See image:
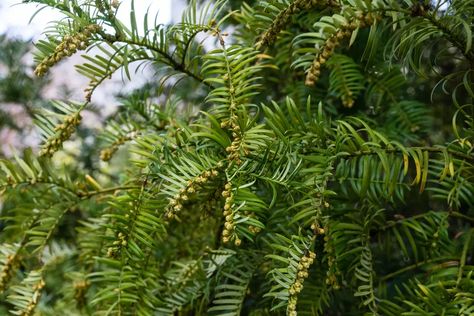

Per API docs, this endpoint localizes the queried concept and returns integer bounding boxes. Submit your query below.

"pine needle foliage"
[0,0,473,314]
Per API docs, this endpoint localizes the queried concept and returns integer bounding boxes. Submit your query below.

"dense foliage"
[0,0,473,315]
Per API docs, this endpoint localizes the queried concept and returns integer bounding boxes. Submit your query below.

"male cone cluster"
[221,181,242,246]
[39,112,82,157]
[100,134,134,161]
[34,24,101,77]
[305,12,380,87]
[107,232,127,258]
[23,278,45,316]
[323,229,340,289]
[73,279,90,309]
[256,0,321,49]
[222,108,246,165]
[165,168,220,220]
[287,251,317,316]
[0,254,16,293]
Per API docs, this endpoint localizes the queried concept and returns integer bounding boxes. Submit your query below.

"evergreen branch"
[98,31,213,89]
[3,0,474,314]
